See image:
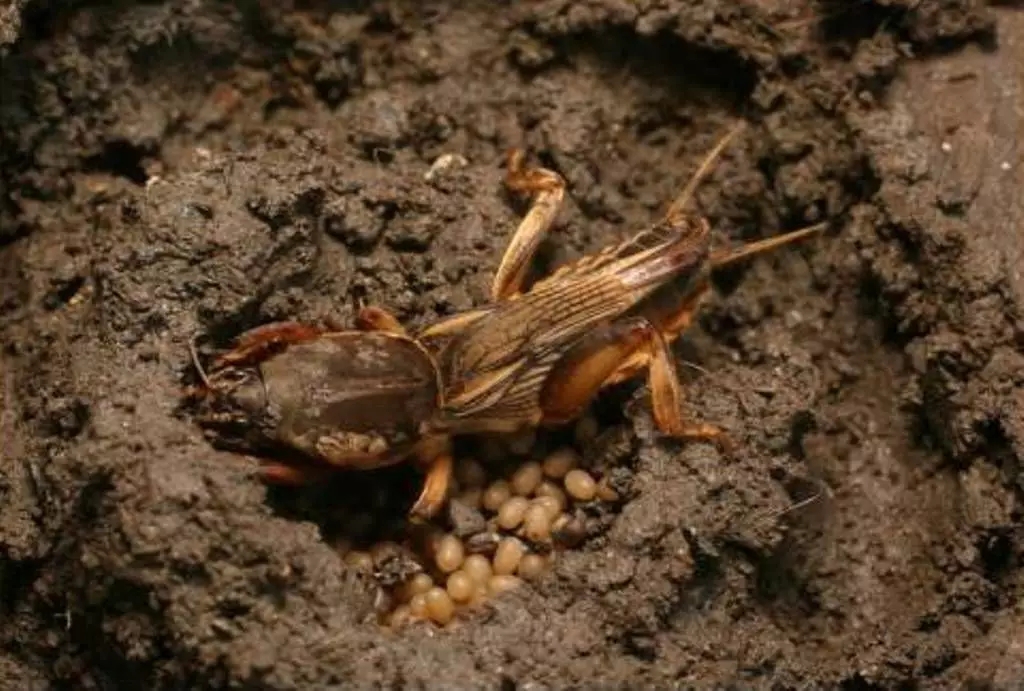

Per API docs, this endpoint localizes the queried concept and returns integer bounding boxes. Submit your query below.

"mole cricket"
[186,121,827,520]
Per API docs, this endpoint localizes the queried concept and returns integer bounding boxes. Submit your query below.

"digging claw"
[407,453,453,522]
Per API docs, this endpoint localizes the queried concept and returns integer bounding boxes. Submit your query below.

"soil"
[1,0,1022,689]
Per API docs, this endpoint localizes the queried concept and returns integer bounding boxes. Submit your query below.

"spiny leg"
[647,283,713,343]
[408,436,454,521]
[594,120,782,385]
[604,223,826,391]
[539,316,730,449]
[491,148,567,302]
[604,222,826,397]
[213,321,325,369]
[355,305,408,336]
[603,223,825,418]
[603,284,712,388]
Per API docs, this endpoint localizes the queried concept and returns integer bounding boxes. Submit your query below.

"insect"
[187,121,826,521]
[185,318,455,518]
[397,121,826,506]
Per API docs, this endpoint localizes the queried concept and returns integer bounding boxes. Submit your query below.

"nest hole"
[263,413,625,628]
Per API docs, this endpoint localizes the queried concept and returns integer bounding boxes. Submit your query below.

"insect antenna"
[751,476,833,527]
[677,360,711,377]
[188,333,212,390]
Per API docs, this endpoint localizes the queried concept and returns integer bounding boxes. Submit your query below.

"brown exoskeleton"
[187,121,825,521]
[185,319,455,518]
[400,121,825,508]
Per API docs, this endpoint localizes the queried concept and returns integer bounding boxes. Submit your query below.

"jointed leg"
[408,435,454,520]
[539,317,729,449]
[257,451,453,518]
[603,283,712,387]
[492,148,567,302]
[492,122,745,302]
[213,321,325,369]
[257,442,446,508]
[257,457,335,485]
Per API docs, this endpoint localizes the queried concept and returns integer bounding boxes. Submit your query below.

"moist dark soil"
[2,1,1023,689]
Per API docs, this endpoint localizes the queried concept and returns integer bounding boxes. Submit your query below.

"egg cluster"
[334,415,620,627]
